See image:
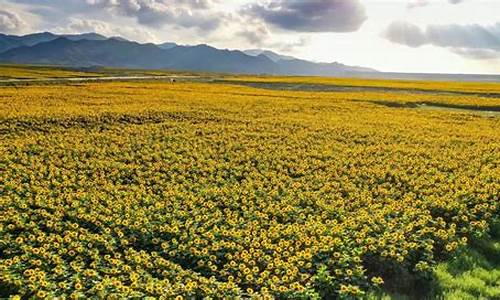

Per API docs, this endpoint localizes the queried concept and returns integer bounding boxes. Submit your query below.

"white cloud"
[237,22,271,46]
[384,20,428,47]
[53,17,158,43]
[384,21,500,60]
[407,0,429,9]
[407,0,466,9]
[0,9,28,33]
[2,0,499,74]
[452,48,500,60]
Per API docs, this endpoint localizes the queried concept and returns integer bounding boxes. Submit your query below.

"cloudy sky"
[1,0,499,74]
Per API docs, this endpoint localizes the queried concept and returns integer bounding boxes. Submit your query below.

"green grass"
[435,223,500,300]
[369,223,500,300]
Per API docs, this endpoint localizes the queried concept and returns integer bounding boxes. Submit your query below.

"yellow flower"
[340,285,349,294]
[36,291,47,298]
[1,75,498,299]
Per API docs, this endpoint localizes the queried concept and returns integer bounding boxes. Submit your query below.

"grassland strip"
[219,80,500,99]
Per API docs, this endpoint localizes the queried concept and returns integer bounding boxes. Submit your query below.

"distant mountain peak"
[110,36,128,42]
[195,44,216,50]
[157,42,177,50]
[61,32,108,41]
[244,49,297,62]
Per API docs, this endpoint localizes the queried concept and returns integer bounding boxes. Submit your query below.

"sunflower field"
[0,79,499,299]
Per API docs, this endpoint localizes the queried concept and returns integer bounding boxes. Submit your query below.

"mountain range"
[0,32,377,75]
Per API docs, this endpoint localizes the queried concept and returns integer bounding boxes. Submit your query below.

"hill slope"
[0,32,107,53]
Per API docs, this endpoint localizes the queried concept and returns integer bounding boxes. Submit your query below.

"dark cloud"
[243,0,367,32]
[384,21,500,59]
[0,10,27,33]
[86,0,222,32]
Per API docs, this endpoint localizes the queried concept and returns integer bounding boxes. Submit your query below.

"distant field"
[0,64,211,81]
[224,75,500,95]
[0,64,104,79]
[0,71,499,299]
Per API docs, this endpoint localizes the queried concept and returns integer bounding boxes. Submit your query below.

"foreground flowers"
[0,80,498,298]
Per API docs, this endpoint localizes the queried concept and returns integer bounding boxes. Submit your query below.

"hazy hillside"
[244,49,296,62]
[163,44,278,74]
[278,59,376,75]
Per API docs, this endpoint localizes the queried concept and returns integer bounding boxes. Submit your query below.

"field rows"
[1,81,499,299]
